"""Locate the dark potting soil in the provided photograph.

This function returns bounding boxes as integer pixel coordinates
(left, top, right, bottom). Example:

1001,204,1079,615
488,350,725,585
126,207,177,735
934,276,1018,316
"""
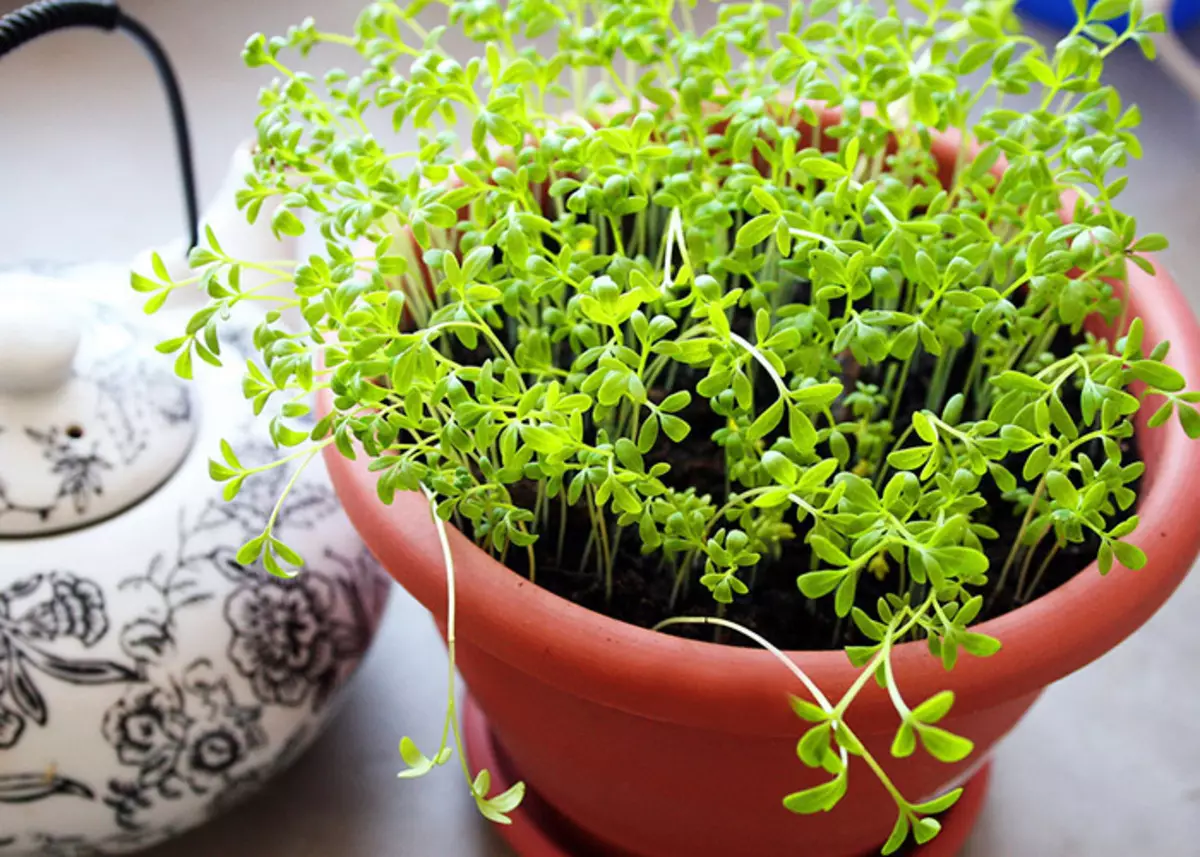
492,324,1141,652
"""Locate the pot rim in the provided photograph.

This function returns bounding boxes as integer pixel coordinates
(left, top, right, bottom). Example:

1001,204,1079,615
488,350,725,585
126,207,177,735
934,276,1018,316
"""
322,129,1200,735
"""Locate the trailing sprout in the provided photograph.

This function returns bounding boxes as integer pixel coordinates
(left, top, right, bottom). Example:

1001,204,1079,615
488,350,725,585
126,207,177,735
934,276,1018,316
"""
138,0,1198,851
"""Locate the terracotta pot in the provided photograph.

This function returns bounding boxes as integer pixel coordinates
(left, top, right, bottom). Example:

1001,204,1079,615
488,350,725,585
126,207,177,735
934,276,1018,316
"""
323,130,1200,856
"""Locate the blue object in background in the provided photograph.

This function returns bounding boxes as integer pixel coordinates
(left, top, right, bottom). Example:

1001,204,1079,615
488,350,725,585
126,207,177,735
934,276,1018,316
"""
1016,0,1200,31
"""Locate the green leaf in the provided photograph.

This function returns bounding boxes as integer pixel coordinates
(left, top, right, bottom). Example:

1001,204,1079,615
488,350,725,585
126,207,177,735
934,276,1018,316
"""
911,690,955,725
790,407,818,453
235,535,266,565
1130,360,1185,392
1045,471,1079,507
887,446,931,470
208,459,236,481
174,347,194,380
489,779,526,814
397,736,439,779
834,572,857,617
475,777,526,824
917,726,974,763
1133,234,1169,253
891,721,917,758
748,399,785,441
271,207,306,237
1026,57,1058,87
810,535,851,565
220,438,242,469
789,695,829,723
143,290,170,315
992,371,1049,393
614,438,644,473
912,411,937,443
1178,404,1200,439
737,215,778,249
851,606,885,641
782,773,847,814
155,336,188,354
914,817,942,845
522,425,562,454
131,271,161,293
762,450,798,484
1001,425,1039,451
796,722,833,768
1112,540,1147,570
798,570,845,598
928,546,988,577
798,156,847,180
960,632,1002,657
881,811,911,855
660,414,690,442
1091,0,1131,19
637,415,660,453
659,391,691,413
912,787,964,815
1148,399,1175,428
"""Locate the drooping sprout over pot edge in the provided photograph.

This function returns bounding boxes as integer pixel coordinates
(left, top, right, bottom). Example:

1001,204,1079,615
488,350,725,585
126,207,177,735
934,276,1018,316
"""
136,0,1195,851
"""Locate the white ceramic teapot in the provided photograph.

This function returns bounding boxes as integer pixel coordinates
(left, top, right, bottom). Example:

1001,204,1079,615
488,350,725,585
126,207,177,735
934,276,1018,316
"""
0,157,389,855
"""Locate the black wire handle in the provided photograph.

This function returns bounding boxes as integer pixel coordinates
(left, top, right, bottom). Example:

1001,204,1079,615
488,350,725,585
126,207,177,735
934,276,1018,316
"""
1,0,200,250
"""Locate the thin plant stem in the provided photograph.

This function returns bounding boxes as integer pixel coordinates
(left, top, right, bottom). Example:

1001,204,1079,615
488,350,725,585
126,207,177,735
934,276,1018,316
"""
1019,541,1060,604
1014,523,1051,603
994,478,1047,604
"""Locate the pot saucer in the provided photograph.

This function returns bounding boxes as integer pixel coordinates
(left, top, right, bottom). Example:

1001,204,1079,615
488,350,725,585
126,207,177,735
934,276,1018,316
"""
463,694,991,857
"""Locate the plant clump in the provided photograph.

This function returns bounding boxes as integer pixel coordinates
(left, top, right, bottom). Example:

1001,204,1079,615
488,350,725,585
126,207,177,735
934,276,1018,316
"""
136,0,1195,851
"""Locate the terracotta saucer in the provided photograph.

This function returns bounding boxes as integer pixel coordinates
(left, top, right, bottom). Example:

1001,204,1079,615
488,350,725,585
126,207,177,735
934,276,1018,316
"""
463,694,992,857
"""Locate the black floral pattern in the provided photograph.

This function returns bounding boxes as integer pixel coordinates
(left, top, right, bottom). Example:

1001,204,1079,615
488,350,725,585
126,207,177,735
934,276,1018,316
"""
94,360,194,466
25,429,111,516
0,428,111,526
0,574,142,749
0,773,94,804
90,425,386,835
101,686,186,777
102,659,265,832
225,576,337,708
8,574,108,646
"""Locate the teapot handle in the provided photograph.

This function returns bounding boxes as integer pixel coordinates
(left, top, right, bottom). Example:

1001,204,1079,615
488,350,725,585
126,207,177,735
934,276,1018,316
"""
0,0,200,249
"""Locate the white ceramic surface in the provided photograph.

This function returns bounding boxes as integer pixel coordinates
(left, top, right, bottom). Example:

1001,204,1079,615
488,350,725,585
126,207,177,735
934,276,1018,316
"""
0,273,389,856
0,273,198,538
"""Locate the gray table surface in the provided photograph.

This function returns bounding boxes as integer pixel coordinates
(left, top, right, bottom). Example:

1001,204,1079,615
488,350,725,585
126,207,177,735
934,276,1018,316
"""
3,1,1200,855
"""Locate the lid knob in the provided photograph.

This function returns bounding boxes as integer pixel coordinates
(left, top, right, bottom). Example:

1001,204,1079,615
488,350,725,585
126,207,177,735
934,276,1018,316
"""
0,294,82,395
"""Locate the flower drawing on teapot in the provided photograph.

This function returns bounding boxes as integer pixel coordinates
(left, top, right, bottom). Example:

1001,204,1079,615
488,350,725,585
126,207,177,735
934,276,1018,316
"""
225,575,337,708
85,418,388,834
102,659,267,831
0,428,112,524
0,573,142,749
93,357,194,467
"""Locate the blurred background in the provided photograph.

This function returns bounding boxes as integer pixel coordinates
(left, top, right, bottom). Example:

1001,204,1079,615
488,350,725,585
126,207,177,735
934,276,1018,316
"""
1,1,1199,855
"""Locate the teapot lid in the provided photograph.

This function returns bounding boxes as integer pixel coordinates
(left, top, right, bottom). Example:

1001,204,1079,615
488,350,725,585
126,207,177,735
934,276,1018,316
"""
0,272,198,537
